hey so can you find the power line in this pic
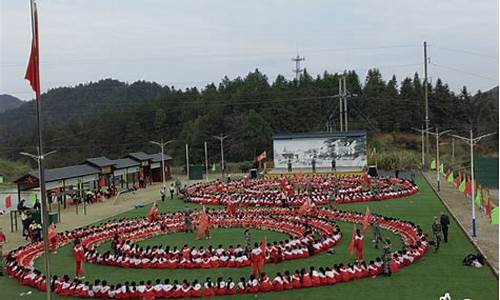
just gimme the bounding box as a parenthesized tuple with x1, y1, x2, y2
(432, 46, 497, 60)
(430, 63, 498, 82)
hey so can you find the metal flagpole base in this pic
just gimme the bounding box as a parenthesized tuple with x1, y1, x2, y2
(472, 218, 477, 238)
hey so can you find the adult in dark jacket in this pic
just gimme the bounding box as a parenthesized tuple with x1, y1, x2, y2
(440, 212, 450, 243)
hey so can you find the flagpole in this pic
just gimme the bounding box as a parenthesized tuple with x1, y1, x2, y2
(29, 1, 52, 299)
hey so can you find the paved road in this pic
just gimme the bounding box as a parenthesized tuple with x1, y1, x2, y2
(424, 172, 499, 274)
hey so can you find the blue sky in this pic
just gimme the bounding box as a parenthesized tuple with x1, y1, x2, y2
(1, 0, 498, 100)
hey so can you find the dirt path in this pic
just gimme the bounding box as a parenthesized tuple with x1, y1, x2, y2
(424, 172, 499, 274)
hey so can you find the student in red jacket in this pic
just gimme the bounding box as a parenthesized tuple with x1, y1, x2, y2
(73, 239, 85, 279)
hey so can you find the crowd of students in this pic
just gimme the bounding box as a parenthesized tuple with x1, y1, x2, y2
(4, 174, 429, 299)
(184, 175, 418, 207)
(85, 209, 341, 269)
(5, 206, 428, 299)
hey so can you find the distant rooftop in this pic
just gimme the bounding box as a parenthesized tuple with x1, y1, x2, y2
(273, 130, 367, 140)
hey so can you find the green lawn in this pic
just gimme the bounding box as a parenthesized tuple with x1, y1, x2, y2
(1, 176, 498, 300)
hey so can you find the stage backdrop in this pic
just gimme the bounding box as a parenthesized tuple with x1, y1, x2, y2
(272, 131, 367, 169)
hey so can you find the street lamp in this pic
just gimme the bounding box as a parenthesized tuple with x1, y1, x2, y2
(149, 139, 175, 191)
(20, 148, 56, 300)
(411, 126, 434, 169)
(212, 134, 229, 178)
(449, 130, 496, 238)
(427, 128, 451, 192)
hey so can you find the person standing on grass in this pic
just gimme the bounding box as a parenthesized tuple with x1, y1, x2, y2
(169, 183, 175, 200)
(160, 186, 166, 202)
(372, 220, 383, 249)
(382, 238, 392, 277)
(73, 239, 85, 279)
(440, 212, 450, 243)
(354, 229, 364, 261)
(175, 179, 181, 196)
(184, 209, 193, 233)
(432, 216, 443, 253)
(244, 229, 252, 251)
(328, 191, 336, 210)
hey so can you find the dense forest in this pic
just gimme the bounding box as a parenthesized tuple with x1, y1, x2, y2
(0, 68, 497, 170)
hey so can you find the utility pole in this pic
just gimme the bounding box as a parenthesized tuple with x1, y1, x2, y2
(212, 134, 229, 178)
(185, 144, 189, 179)
(423, 41, 430, 166)
(150, 139, 175, 191)
(292, 51, 305, 82)
(450, 130, 496, 238)
(343, 76, 348, 131)
(338, 77, 343, 132)
(428, 128, 451, 192)
(204, 141, 209, 182)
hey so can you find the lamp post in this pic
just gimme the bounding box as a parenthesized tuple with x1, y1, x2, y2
(449, 130, 496, 238)
(412, 126, 433, 169)
(204, 141, 209, 182)
(427, 128, 451, 192)
(212, 134, 229, 178)
(20, 148, 56, 300)
(149, 139, 175, 191)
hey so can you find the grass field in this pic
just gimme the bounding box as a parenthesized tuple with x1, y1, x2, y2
(1, 176, 498, 300)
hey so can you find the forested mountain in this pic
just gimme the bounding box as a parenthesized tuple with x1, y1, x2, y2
(0, 69, 497, 168)
(0, 94, 23, 113)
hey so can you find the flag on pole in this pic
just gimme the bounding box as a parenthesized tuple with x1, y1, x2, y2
(491, 207, 499, 224)
(25, 0, 41, 98)
(362, 207, 372, 232)
(447, 171, 454, 183)
(484, 199, 492, 217)
(439, 163, 444, 175)
(4, 195, 12, 209)
(444, 169, 451, 180)
(430, 160, 436, 170)
(475, 186, 482, 207)
(458, 177, 466, 193)
(464, 177, 472, 196)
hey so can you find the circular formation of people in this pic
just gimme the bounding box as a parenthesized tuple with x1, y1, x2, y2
(6, 174, 431, 299)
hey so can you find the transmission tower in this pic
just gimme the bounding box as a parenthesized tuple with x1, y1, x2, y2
(292, 51, 305, 82)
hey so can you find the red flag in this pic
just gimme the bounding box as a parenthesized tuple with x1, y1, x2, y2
(25, 0, 41, 98)
(4, 195, 12, 209)
(256, 151, 267, 162)
(147, 203, 158, 222)
(485, 200, 493, 218)
(464, 176, 472, 196)
(347, 226, 357, 256)
(362, 207, 372, 232)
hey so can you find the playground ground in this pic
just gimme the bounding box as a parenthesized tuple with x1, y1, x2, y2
(0, 175, 498, 300)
